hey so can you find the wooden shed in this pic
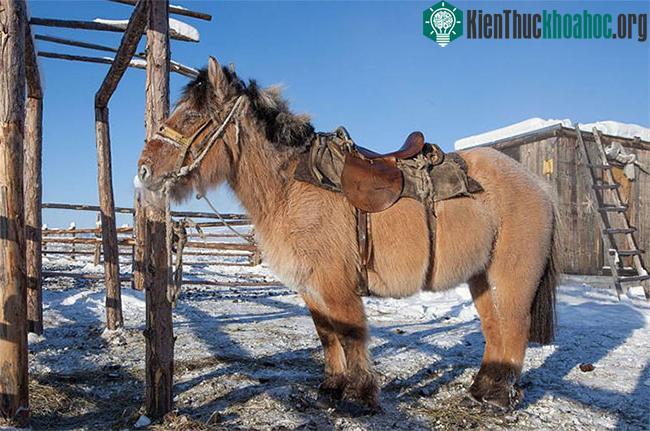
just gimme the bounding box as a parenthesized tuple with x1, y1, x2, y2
(455, 121, 650, 276)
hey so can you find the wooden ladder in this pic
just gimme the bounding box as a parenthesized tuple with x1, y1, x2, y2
(575, 125, 650, 300)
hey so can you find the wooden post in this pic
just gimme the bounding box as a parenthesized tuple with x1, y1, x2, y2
(69, 222, 77, 260)
(94, 0, 147, 330)
(24, 20, 43, 335)
(95, 107, 122, 329)
(94, 213, 102, 265)
(24, 97, 43, 334)
(142, 0, 174, 419)
(0, 0, 29, 424)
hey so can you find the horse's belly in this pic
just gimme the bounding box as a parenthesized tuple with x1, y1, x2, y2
(367, 198, 429, 297)
(368, 195, 496, 297)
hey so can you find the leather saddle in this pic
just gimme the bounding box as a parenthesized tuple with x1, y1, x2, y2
(341, 131, 440, 212)
(293, 126, 482, 297)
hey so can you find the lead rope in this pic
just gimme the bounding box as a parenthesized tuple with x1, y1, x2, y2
(164, 182, 178, 304)
(162, 97, 250, 305)
(196, 193, 255, 245)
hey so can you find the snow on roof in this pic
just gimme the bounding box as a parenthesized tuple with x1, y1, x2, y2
(93, 17, 199, 42)
(454, 118, 650, 150)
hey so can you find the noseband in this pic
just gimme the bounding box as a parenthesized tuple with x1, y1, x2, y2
(155, 95, 245, 184)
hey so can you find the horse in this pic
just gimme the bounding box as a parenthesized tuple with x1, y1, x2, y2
(136, 56, 559, 411)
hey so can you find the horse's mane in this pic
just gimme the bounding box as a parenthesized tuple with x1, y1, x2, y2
(181, 67, 314, 148)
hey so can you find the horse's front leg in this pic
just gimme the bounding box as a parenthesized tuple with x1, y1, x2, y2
(302, 277, 379, 410)
(303, 294, 348, 401)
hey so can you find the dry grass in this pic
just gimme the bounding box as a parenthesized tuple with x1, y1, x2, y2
(407, 396, 489, 429)
(0, 417, 19, 428)
(150, 412, 226, 431)
(29, 379, 94, 418)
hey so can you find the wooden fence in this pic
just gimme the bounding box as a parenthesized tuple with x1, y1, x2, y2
(40, 203, 272, 287)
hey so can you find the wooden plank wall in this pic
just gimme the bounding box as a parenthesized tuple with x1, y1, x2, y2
(627, 145, 650, 264)
(498, 136, 608, 274)
(497, 134, 650, 275)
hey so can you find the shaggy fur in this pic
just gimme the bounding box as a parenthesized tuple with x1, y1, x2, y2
(181, 67, 314, 149)
(137, 57, 560, 411)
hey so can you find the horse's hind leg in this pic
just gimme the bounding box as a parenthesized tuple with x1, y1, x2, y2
(302, 295, 348, 400)
(471, 259, 540, 409)
(485, 264, 535, 407)
(468, 273, 506, 404)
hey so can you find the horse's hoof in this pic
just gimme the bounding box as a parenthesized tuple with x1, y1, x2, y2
(347, 370, 380, 408)
(468, 383, 523, 412)
(318, 374, 347, 402)
(335, 399, 383, 417)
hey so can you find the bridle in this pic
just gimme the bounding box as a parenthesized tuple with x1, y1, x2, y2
(147, 94, 253, 306)
(155, 95, 245, 185)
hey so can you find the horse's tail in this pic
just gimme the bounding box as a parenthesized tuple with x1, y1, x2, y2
(529, 204, 560, 345)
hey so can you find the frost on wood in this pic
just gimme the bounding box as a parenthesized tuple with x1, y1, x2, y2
(455, 117, 650, 150)
(93, 17, 199, 42)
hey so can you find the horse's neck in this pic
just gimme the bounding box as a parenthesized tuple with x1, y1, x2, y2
(228, 129, 293, 229)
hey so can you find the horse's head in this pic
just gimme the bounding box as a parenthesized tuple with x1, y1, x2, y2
(136, 57, 245, 206)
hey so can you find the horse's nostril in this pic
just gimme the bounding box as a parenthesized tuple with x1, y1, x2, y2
(140, 164, 151, 182)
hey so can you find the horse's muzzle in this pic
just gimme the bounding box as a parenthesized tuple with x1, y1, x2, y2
(133, 174, 165, 211)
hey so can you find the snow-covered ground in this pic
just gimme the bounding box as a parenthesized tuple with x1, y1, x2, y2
(21, 255, 650, 430)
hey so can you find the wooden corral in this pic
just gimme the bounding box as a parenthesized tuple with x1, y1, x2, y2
(0, 0, 215, 424)
(473, 124, 650, 276)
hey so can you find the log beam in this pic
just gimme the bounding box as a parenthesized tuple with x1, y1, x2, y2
(109, 0, 212, 21)
(95, 0, 148, 108)
(29, 16, 197, 42)
(38, 50, 198, 78)
(42, 202, 250, 221)
(0, 0, 29, 424)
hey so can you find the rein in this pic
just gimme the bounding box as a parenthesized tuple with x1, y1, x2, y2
(155, 95, 253, 305)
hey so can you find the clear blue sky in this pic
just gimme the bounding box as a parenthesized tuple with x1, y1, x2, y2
(29, 1, 649, 227)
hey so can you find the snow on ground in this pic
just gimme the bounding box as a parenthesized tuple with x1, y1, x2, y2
(454, 118, 650, 150)
(22, 254, 650, 430)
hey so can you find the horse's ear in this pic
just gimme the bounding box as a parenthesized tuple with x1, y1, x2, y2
(208, 56, 228, 99)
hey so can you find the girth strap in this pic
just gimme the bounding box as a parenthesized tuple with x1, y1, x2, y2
(355, 206, 437, 297)
(423, 209, 437, 292)
(356, 208, 371, 296)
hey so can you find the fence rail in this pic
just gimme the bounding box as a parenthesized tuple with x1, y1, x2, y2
(42, 203, 264, 283)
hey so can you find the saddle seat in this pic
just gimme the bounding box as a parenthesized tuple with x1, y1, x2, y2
(341, 131, 429, 213)
(355, 131, 426, 161)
